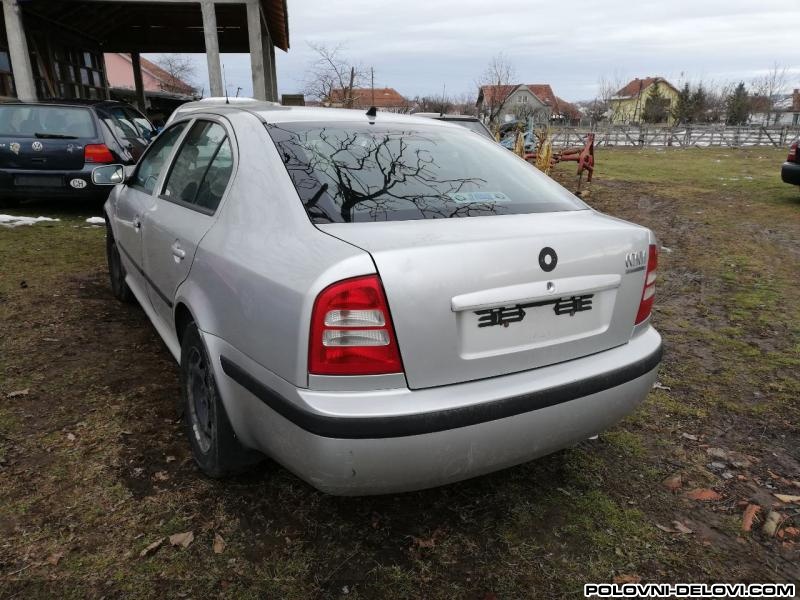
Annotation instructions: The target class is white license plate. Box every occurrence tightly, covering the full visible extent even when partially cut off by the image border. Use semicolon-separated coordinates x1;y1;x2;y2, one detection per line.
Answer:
457;290;616;359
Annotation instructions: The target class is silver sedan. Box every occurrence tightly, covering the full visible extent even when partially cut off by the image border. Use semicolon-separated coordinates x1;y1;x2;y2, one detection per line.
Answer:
95;101;662;495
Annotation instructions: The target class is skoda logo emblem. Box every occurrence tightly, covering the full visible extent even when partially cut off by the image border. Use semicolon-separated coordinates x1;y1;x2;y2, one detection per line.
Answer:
31;141;43;152
539;247;557;272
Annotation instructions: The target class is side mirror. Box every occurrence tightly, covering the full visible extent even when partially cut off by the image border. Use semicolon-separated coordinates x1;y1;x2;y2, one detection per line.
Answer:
92;164;126;186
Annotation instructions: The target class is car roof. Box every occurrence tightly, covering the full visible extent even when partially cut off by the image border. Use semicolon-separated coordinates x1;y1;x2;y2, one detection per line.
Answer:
0;99;134;110
414;113;481;122
170;100;468;130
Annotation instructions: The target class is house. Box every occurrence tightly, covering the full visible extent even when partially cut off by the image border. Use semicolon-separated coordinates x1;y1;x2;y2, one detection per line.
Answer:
104;53;198;121
750;89;800;126
609;77;679;124
328;87;409;112
794;89;800;127
476;84;580;125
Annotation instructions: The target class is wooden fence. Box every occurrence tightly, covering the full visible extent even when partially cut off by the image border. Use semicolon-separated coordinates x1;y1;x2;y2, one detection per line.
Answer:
546;125;800;148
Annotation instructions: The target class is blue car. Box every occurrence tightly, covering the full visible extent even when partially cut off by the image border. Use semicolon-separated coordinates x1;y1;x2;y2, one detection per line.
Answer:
0;100;155;206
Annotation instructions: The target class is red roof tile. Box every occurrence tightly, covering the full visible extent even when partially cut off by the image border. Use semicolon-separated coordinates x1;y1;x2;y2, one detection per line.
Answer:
614;77;676;99
329;87;408;109
478;84;518;105
138;56;196;96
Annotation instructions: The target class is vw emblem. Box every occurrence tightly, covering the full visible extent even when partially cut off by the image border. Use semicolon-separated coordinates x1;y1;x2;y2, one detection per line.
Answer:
31;141;44;152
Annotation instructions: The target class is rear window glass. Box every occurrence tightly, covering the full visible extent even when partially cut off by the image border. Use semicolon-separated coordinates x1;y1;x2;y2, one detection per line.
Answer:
266;122;585;224
0;105;96;138
445;119;494;139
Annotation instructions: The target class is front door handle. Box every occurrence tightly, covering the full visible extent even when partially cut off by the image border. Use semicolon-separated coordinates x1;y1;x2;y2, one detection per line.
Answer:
171;241;186;261
132;216;141;230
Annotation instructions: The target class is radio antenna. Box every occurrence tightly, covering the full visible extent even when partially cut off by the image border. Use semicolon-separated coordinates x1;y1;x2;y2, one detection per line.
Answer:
223;63;230;104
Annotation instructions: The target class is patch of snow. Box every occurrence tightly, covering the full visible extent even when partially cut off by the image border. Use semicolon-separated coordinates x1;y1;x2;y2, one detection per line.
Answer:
0;214;60;227
85;217;105;225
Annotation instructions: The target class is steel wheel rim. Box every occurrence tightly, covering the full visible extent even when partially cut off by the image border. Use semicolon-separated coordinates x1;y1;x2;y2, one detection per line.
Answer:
186;347;213;453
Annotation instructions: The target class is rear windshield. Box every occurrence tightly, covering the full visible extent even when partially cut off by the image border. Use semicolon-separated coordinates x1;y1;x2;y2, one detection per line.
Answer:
267;122;585;224
0;105;96;138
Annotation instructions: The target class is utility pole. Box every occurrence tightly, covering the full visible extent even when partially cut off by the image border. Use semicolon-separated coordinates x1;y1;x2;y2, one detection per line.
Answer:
371;67;375;105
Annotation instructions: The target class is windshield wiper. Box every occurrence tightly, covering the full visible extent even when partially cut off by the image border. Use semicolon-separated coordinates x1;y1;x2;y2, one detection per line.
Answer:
34;132;79;140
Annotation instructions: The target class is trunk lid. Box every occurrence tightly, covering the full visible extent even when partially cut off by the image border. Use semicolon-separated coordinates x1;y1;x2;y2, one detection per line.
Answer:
320;211;651;389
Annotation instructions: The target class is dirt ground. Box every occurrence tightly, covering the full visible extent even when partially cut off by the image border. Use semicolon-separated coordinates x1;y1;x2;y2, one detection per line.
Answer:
1;147;799;599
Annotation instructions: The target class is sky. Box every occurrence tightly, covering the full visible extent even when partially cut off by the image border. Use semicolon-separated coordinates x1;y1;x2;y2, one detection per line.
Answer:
149;0;799;103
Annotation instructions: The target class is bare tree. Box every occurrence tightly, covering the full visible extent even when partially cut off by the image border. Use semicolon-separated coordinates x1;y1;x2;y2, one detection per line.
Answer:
153;54;198;95
452;92;478;116
751;62;788;125
588;75;624;125
303;43;366;108
476;53;517;125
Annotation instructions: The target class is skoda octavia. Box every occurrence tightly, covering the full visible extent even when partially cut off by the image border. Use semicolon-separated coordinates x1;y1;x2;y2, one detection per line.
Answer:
96;101;662;495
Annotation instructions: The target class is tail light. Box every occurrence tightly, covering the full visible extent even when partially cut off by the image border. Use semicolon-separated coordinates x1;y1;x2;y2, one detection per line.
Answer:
635;244;658;325
788;142;798;163
309;275;404;376
84;144;114;164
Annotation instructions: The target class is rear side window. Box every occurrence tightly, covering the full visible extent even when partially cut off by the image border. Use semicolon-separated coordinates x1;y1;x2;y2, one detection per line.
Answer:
266;122;585;224
102;106;155;141
0;105;95;138
131;122;187;194
162;121;232;213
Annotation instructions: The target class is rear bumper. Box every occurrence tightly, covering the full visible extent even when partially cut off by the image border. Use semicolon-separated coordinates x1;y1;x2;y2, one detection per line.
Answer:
0;167;110;200
207;326;662;495
781;161;800;185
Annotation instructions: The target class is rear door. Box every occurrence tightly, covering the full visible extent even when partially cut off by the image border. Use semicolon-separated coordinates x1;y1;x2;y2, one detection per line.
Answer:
141;118;235;326
0;104;96;173
111;121;189;294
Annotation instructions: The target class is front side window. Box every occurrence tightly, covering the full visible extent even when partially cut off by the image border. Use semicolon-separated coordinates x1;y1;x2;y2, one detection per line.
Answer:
267;122;586;223
131;122;187;194
162;121;232;212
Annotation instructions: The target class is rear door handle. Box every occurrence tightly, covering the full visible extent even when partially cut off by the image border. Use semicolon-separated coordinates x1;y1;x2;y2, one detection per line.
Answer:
132;216;141;230
171;241;186;261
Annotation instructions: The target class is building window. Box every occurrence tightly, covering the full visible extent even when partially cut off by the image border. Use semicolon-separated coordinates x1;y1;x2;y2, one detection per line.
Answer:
52;46;104;100
518;95;528;104
0;49;15;98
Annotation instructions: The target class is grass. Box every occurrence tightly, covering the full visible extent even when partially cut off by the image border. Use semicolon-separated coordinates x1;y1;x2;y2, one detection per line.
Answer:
1;148;799;597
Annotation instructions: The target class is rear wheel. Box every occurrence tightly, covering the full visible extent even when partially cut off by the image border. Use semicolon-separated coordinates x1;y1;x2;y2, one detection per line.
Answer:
180;322;259;477
105;221;134;303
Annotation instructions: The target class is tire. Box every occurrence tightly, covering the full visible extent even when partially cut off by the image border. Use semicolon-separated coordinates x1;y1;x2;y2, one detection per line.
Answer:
105;221;135;304
0;197;20;209
180;321;260;477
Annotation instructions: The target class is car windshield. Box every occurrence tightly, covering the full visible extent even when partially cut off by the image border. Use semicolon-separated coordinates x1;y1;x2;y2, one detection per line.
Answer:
0;105;96;138
267;122;586;224
445;119;493;139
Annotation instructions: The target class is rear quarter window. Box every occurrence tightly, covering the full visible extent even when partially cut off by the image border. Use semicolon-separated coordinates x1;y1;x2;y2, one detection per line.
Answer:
266;121;586;224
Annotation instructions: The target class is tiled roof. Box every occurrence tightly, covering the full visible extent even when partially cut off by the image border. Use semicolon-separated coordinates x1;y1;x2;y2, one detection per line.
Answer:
478;84;518;105
139;57;195;96
614;77;676;99
329;87;408;109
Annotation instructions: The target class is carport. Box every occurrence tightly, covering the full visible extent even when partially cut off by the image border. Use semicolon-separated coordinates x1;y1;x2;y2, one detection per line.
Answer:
1;0;289;104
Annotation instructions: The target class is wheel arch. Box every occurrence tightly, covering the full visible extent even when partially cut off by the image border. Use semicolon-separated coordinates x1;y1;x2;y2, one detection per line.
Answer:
174;302;196;347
